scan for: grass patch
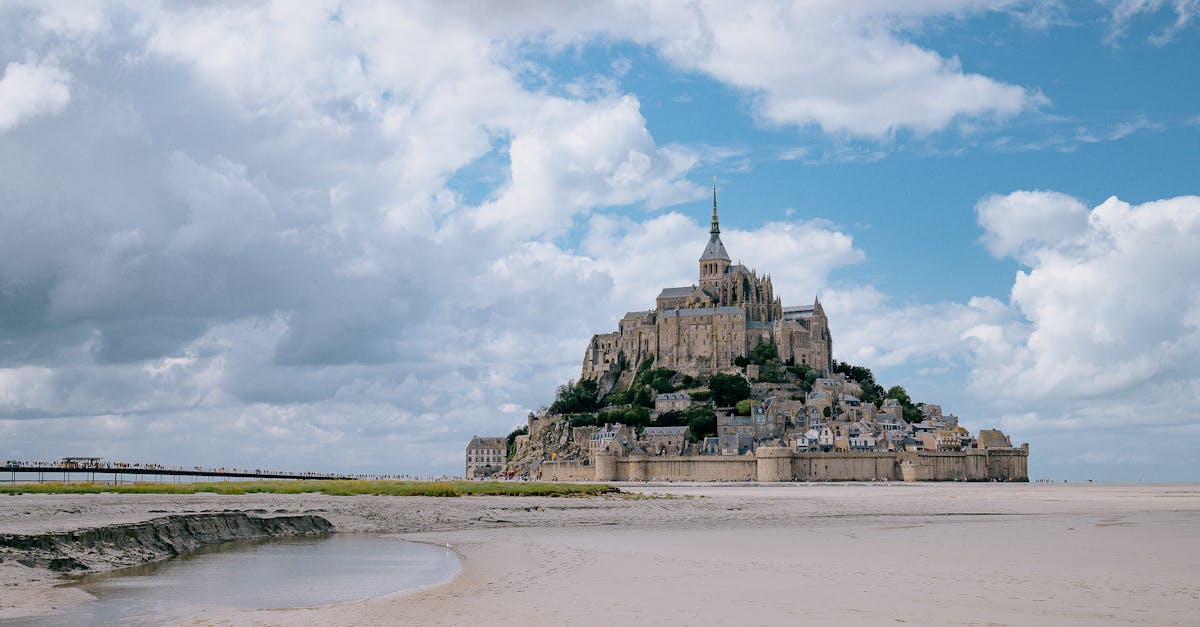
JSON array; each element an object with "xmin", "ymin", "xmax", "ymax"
[{"xmin": 0, "ymin": 480, "xmax": 619, "ymax": 498}]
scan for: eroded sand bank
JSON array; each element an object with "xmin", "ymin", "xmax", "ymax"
[{"xmin": 2, "ymin": 483, "xmax": 1197, "ymax": 625}]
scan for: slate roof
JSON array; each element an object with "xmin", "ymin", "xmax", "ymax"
[
  {"xmin": 656, "ymin": 393, "xmax": 691, "ymax": 401},
  {"xmin": 643, "ymin": 426, "xmax": 688, "ymax": 437},
  {"xmin": 659, "ymin": 306, "xmax": 744, "ymax": 318},
  {"xmin": 657, "ymin": 286, "xmax": 693, "ymax": 299},
  {"xmin": 700, "ymin": 234, "xmax": 730, "ymax": 261},
  {"xmin": 782, "ymin": 305, "xmax": 815, "ymax": 320}
]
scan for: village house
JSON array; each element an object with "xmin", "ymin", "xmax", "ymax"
[
  {"xmin": 751, "ymin": 399, "xmax": 787, "ymax": 441},
  {"xmin": 978, "ymin": 429, "xmax": 1013, "ymax": 449},
  {"xmin": 718, "ymin": 413, "xmax": 755, "ymax": 439},
  {"xmin": 465, "ymin": 436, "xmax": 507, "ymax": 478},
  {"xmin": 642, "ymin": 425, "xmax": 690, "ymax": 455},
  {"xmin": 790, "ymin": 428, "xmax": 821, "ymax": 452},
  {"xmin": 719, "ymin": 432, "xmax": 756, "ymax": 456},
  {"xmin": 654, "ymin": 392, "xmax": 694, "ymax": 414},
  {"xmin": 848, "ymin": 422, "xmax": 878, "ymax": 451},
  {"xmin": 591, "ymin": 424, "xmax": 633, "ymax": 457}
]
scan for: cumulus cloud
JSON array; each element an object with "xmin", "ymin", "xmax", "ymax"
[
  {"xmin": 976, "ymin": 190, "xmax": 1090, "ymax": 260},
  {"xmin": 504, "ymin": 1, "xmax": 1040, "ymax": 138},
  {"xmin": 978, "ymin": 193, "xmax": 1200, "ymax": 401},
  {"xmin": 640, "ymin": 2, "xmax": 1041, "ymax": 137},
  {"xmin": 0, "ymin": 60, "xmax": 70, "ymax": 131}
]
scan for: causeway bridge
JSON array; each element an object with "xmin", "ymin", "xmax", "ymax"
[{"xmin": 4, "ymin": 457, "xmax": 359, "ymax": 484}]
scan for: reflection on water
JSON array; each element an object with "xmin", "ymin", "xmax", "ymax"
[{"xmin": 28, "ymin": 534, "xmax": 459, "ymax": 625}]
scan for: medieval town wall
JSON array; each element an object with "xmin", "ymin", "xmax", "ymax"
[
  {"xmin": 537, "ymin": 460, "xmax": 593, "ymax": 482},
  {"xmin": 792, "ymin": 452, "xmax": 903, "ymax": 481},
  {"xmin": 539, "ymin": 448, "xmax": 1029, "ymax": 482}
]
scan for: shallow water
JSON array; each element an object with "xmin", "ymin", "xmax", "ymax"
[{"xmin": 28, "ymin": 534, "xmax": 459, "ymax": 625}]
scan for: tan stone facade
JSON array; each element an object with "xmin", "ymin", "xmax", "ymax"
[
  {"xmin": 537, "ymin": 445, "xmax": 1030, "ymax": 483},
  {"xmin": 581, "ymin": 192, "xmax": 832, "ymax": 381},
  {"xmin": 465, "ymin": 436, "xmax": 506, "ymax": 478}
]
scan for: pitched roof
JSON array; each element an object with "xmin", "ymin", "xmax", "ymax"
[
  {"xmin": 700, "ymin": 234, "xmax": 730, "ymax": 261},
  {"xmin": 782, "ymin": 305, "xmax": 815, "ymax": 320},
  {"xmin": 656, "ymin": 393, "xmax": 691, "ymax": 400},
  {"xmin": 660, "ymin": 306, "xmax": 744, "ymax": 318},
  {"xmin": 657, "ymin": 286, "xmax": 693, "ymax": 299},
  {"xmin": 643, "ymin": 426, "xmax": 688, "ymax": 436}
]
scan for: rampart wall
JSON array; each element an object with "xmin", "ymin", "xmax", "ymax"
[{"xmin": 537, "ymin": 444, "xmax": 1028, "ymax": 482}]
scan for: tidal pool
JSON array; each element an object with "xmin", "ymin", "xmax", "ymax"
[{"xmin": 35, "ymin": 534, "xmax": 459, "ymax": 625}]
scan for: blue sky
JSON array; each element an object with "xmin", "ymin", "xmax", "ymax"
[{"xmin": 0, "ymin": 1, "xmax": 1198, "ymax": 480}]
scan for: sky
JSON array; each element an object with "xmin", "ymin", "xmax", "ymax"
[{"xmin": 1, "ymin": 1, "xmax": 1198, "ymax": 481}]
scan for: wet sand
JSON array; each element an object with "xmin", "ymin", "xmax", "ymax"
[{"xmin": 2, "ymin": 483, "xmax": 1198, "ymax": 625}]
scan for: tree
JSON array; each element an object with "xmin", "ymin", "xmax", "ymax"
[
  {"xmin": 760, "ymin": 358, "xmax": 786, "ymax": 383},
  {"xmin": 885, "ymin": 385, "xmax": 912, "ymax": 406},
  {"xmin": 682, "ymin": 405, "xmax": 717, "ymax": 442},
  {"xmin": 634, "ymin": 385, "xmax": 655, "ymax": 408},
  {"xmin": 833, "ymin": 360, "xmax": 885, "ymax": 403},
  {"xmin": 636, "ymin": 367, "xmax": 678, "ymax": 393},
  {"xmin": 885, "ymin": 385, "xmax": 924, "ymax": 423},
  {"xmin": 823, "ymin": 406, "xmax": 832, "ymax": 418},
  {"xmin": 733, "ymin": 355, "xmax": 750, "ymax": 369},
  {"xmin": 735, "ymin": 399, "xmax": 754, "ymax": 415},
  {"xmin": 752, "ymin": 342, "xmax": 778, "ymax": 365},
  {"xmin": 569, "ymin": 413, "xmax": 599, "ymax": 427},
  {"xmin": 787, "ymin": 363, "xmax": 819, "ymax": 393},
  {"xmin": 709, "ymin": 372, "xmax": 751, "ymax": 407},
  {"xmin": 506, "ymin": 426, "xmax": 528, "ymax": 458},
  {"xmin": 598, "ymin": 404, "xmax": 651, "ymax": 427},
  {"xmin": 548, "ymin": 379, "xmax": 599, "ymax": 414}
]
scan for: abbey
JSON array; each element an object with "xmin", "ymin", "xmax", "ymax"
[{"xmin": 581, "ymin": 188, "xmax": 832, "ymax": 383}]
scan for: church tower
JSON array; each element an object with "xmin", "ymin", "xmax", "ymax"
[{"xmin": 699, "ymin": 178, "xmax": 731, "ymax": 290}]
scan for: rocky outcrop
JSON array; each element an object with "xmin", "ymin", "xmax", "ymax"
[
  {"xmin": 0, "ymin": 512, "xmax": 333, "ymax": 573},
  {"xmin": 505, "ymin": 416, "xmax": 587, "ymax": 477}
]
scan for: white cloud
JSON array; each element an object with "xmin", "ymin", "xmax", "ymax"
[
  {"xmin": 0, "ymin": 60, "xmax": 70, "ymax": 131},
  {"xmin": 1108, "ymin": 0, "xmax": 1199, "ymax": 45},
  {"xmin": 623, "ymin": 1, "xmax": 1041, "ymax": 137},
  {"xmin": 976, "ymin": 190, "xmax": 1090, "ymax": 259},
  {"xmin": 826, "ymin": 286, "xmax": 1017, "ymax": 370},
  {"xmin": 983, "ymin": 194, "xmax": 1200, "ymax": 401}
]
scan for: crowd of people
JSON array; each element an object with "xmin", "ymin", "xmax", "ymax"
[{"xmin": 0, "ymin": 458, "xmax": 436, "ymax": 481}]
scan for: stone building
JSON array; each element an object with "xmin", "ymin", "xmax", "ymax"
[
  {"xmin": 641, "ymin": 425, "xmax": 690, "ymax": 455},
  {"xmin": 581, "ymin": 187, "xmax": 832, "ymax": 383},
  {"xmin": 654, "ymin": 392, "xmax": 694, "ymax": 413},
  {"xmin": 465, "ymin": 436, "xmax": 506, "ymax": 478}
]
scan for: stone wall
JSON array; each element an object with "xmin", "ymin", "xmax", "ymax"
[
  {"xmin": 538, "ymin": 446, "xmax": 1029, "ymax": 482},
  {"xmin": 793, "ymin": 451, "xmax": 902, "ymax": 481},
  {"xmin": 538, "ymin": 460, "xmax": 592, "ymax": 482}
]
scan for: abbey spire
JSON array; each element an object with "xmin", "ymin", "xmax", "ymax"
[
  {"xmin": 710, "ymin": 177, "xmax": 720, "ymax": 235},
  {"xmin": 700, "ymin": 177, "xmax": 730, "ymax": 265}
]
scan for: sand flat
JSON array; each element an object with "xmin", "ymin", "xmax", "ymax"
[{"xmin": 2, "ymin": 483, "xmax": 1198, "ymax": 625}]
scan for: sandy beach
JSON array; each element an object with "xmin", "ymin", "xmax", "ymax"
[{"xmin": 2, "ymin": 482, "xmax": 1198, "ymax": 625}]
